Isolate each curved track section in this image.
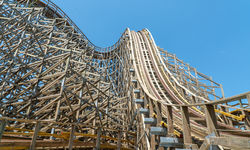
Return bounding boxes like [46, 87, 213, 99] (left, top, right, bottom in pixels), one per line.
[0, 0, 249, 150]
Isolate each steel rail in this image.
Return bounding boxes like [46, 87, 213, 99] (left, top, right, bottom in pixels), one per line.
[129, 29, 249, 149]
[0, 0, 249, 149]
[131, 31, 208, 140]
[143, 29, 249, 132]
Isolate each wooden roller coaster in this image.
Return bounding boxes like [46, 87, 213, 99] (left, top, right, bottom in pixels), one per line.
[0, 0, 249, 149]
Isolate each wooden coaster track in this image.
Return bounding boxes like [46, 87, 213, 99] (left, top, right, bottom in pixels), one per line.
[0, 0, 249, 149]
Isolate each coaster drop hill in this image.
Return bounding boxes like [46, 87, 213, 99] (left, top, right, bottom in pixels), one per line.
[0, 0, 249, 149]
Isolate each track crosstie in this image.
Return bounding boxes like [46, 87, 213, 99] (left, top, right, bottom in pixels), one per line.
[0, 0, 249, 149]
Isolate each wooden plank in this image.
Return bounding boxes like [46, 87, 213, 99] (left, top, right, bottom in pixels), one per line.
[166, 106, 174, 136]
[0, 141, 134, 149]
[247, 94, 250, 107]
[95, 128, 101, 150]
[149, 99, 156, 149]
[207, 136, 250, 149]
[29, 122, 41, 150]
[117, 131, 121, 150]
[0, 120, 6, 142]
[243, 110, 250, 130]
[68, 125, 75, 150]
[204, 104, 219, 136]
[156, 102, 163, 125]
[181, 106, 192, 144]
[156, 102, 164, 150]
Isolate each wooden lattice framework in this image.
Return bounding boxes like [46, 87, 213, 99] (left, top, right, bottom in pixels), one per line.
[0, 0, 249, 150]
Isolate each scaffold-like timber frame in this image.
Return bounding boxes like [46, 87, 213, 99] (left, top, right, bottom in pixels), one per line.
[0, 0, 249, 150]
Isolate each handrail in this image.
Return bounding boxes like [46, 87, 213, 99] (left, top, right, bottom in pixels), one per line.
[153, 91, 250, 107]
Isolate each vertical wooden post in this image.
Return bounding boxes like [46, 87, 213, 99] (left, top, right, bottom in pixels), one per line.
[246, 94, 250, 130]
[0, 119, 6, 142]
[243, 110, 250, 130]
[181, 106, 192, 144]
[247, 94, 250, 108]
[194, 68, 199, 92]
[29, 121, 41, 150]
[191, 96, 196, 104]
[149, 99, 156, 149]
[136, 122, 140, 149]
[221, 106, 233, 126]
[68, 125, 75, 150]
[156, 102, 162, 125]
[204, 104, 219, 136]
[220, 84, 225, 98]
[166, 106, 174, 136]
[117, 131, 121, 150]
[156, 102, 164, 150]
[210, 77, 216, 101]
[95, 127, 101, 150]
[138, 97, 147, 149]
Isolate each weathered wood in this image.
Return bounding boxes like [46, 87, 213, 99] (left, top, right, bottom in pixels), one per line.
[29, 122, 41, 150]
[166, 106, 174, 136]
[0, 120, 6, 142]
[243, 110, 250, 130]
[117, 131, 121, 150]
[206, 136, 250, 150]
[149, 99, 156, 149]
[204, 104, 219, 136]
[0, 1, 249, 150]
[181, 106, 192, 144]
[247, 94, 250, 107]
[156, 102, 164, 150]
[95, 128, 101, 150]
[68, 125, 75, 150]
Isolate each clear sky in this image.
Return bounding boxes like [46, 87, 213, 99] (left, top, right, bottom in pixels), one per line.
[52, 0, 250, 97]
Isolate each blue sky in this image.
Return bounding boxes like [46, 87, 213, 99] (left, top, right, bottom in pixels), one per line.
[52, 0, 250, 97]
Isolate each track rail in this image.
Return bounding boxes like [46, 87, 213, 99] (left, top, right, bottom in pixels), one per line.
[0, 0, 249, 150]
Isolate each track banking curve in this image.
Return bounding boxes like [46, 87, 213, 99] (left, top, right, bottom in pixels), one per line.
[0, 0, 249, 150]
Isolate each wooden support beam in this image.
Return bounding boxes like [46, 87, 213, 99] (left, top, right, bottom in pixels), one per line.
[156, 102, 164, 150]
[247, 94, 250, 107]
[220, 84, 225, 98]
[149, 99, 156, 149]
[205, 136, 250, 150]
[29, 121, 41, 150]
[1, 3, 249, 149]
[199, 139, 209, 150]
[204, 104, 219, 136]
[243, 110, 250, 130]
[181, 106, 192, 144]
[117, 131, 121, 150]
[166, 105, 174, 136]
[156, 102, 163, 125]
[68, 125, 75, 150]
[191, 95, 196, 104]
[95, 128, 101, 150]
[220, 105, 232, 126]
[0, 120, 6, 142]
